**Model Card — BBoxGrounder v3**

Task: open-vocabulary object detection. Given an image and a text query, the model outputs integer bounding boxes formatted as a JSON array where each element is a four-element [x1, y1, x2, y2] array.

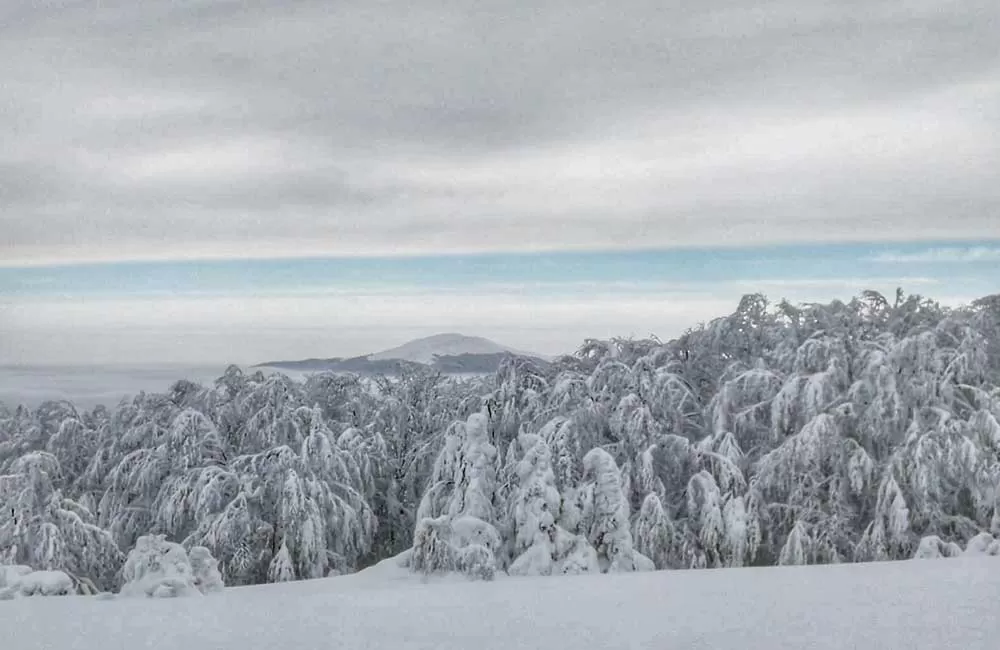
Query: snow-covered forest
[[3, 289, 1000, 594]]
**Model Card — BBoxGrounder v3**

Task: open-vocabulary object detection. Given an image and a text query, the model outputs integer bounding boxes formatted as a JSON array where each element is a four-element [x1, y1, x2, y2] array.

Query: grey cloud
[[2, 0, 999, 263]]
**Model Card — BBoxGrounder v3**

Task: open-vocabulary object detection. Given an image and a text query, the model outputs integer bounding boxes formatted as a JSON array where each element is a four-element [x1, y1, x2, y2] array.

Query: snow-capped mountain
[[368, 333, 542, 364]]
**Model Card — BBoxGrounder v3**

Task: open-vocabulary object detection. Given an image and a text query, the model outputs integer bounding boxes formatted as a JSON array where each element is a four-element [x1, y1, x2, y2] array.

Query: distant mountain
[[368, 333, 540, 364], [253, 355, 424, 375], [255, 333, 548, 375]]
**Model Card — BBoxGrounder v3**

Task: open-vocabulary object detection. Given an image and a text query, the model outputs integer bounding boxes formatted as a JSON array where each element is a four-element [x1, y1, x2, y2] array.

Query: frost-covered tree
[[508, 434, 563, 569], [711, 363, 783, 456], [410, 412, 505, 579], [506, 434, 597, 576], [684, 470, 725, 567], [0, 451, 122, 591], [778, 520, 808, 566], [4, 288, 1000, 588], [853, 470, 910, 563], [579, 448, 652, 572], [632, 493, 678, 569], [487, 356, 550, 447], [268, 542, 296, 582]]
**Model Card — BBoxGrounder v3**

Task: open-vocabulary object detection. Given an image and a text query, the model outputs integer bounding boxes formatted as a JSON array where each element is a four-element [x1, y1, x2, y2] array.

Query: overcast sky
[[1, 0, 999, 368]]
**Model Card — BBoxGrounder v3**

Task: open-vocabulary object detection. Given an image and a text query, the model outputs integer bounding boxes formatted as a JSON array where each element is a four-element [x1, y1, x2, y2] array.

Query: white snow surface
[[369, 333, 542, 364], [4, 556, 998, 649]]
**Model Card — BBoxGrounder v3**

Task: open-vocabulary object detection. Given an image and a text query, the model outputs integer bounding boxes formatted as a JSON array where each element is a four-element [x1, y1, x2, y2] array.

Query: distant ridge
[[255, 333, 549, 375]]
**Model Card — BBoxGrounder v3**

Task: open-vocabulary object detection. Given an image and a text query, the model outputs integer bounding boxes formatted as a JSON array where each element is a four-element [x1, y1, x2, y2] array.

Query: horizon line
[[4, 237, 1000, 270]]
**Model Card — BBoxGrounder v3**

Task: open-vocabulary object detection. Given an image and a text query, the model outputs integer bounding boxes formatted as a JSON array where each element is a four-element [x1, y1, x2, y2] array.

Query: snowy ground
[[3, 557, 997, 649]]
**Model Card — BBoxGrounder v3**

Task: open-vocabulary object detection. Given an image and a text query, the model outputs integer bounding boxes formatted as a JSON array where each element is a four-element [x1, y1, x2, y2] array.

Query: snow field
[[2, 555, 998, 650]]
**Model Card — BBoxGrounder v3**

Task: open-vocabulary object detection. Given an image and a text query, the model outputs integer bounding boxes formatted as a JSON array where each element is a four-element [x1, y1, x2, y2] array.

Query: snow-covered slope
[[6, 557, 997, 650], [369, 333, 542, 364]]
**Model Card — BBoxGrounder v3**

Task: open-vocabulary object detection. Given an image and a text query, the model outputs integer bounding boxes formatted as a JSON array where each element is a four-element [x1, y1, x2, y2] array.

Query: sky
[[1, 0, 999, 366]]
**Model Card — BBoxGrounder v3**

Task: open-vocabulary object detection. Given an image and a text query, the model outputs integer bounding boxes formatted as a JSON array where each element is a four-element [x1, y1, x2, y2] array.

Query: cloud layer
[[870, 246, 1000, 263], [2, 0, 999, 264]]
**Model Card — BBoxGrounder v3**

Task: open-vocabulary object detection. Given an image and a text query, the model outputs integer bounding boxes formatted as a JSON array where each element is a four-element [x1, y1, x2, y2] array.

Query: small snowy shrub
[[963, 532, 1000, 557], [553, 534, 601, 575], [0, 565, 32, 588], [451, 516, 500, 579], [0, 568, 74, 598], [451, 516, 502, 554], [913, 536, 963, 559], [458, 544, 496, 581], [411, 517, 456, 575], [17, 571, 74, 596], [120, 535, 201, 598], [189, 546, 224, 593], [0, 566, 31, 600], [913, 533, 999, 559], [509, 543, 555, 577]]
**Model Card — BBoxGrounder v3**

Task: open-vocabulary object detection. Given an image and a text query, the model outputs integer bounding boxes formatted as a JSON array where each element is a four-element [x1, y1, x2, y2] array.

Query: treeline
[[2, 290, 999, 590]]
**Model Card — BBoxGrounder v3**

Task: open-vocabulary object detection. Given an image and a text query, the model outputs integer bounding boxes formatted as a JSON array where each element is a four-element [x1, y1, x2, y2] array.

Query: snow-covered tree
[[4, 287, 1000, 588], [505, 433, 598, 576], [778, 520, 808, 566], [0, 451, 122, 591], [267, 542, 296, 582], [409, 412, 505, 578], [684, 470, 725, 567], [508, 434, 563, 568], [632, 493, 677, 569], [579, 448, 652, 572]]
